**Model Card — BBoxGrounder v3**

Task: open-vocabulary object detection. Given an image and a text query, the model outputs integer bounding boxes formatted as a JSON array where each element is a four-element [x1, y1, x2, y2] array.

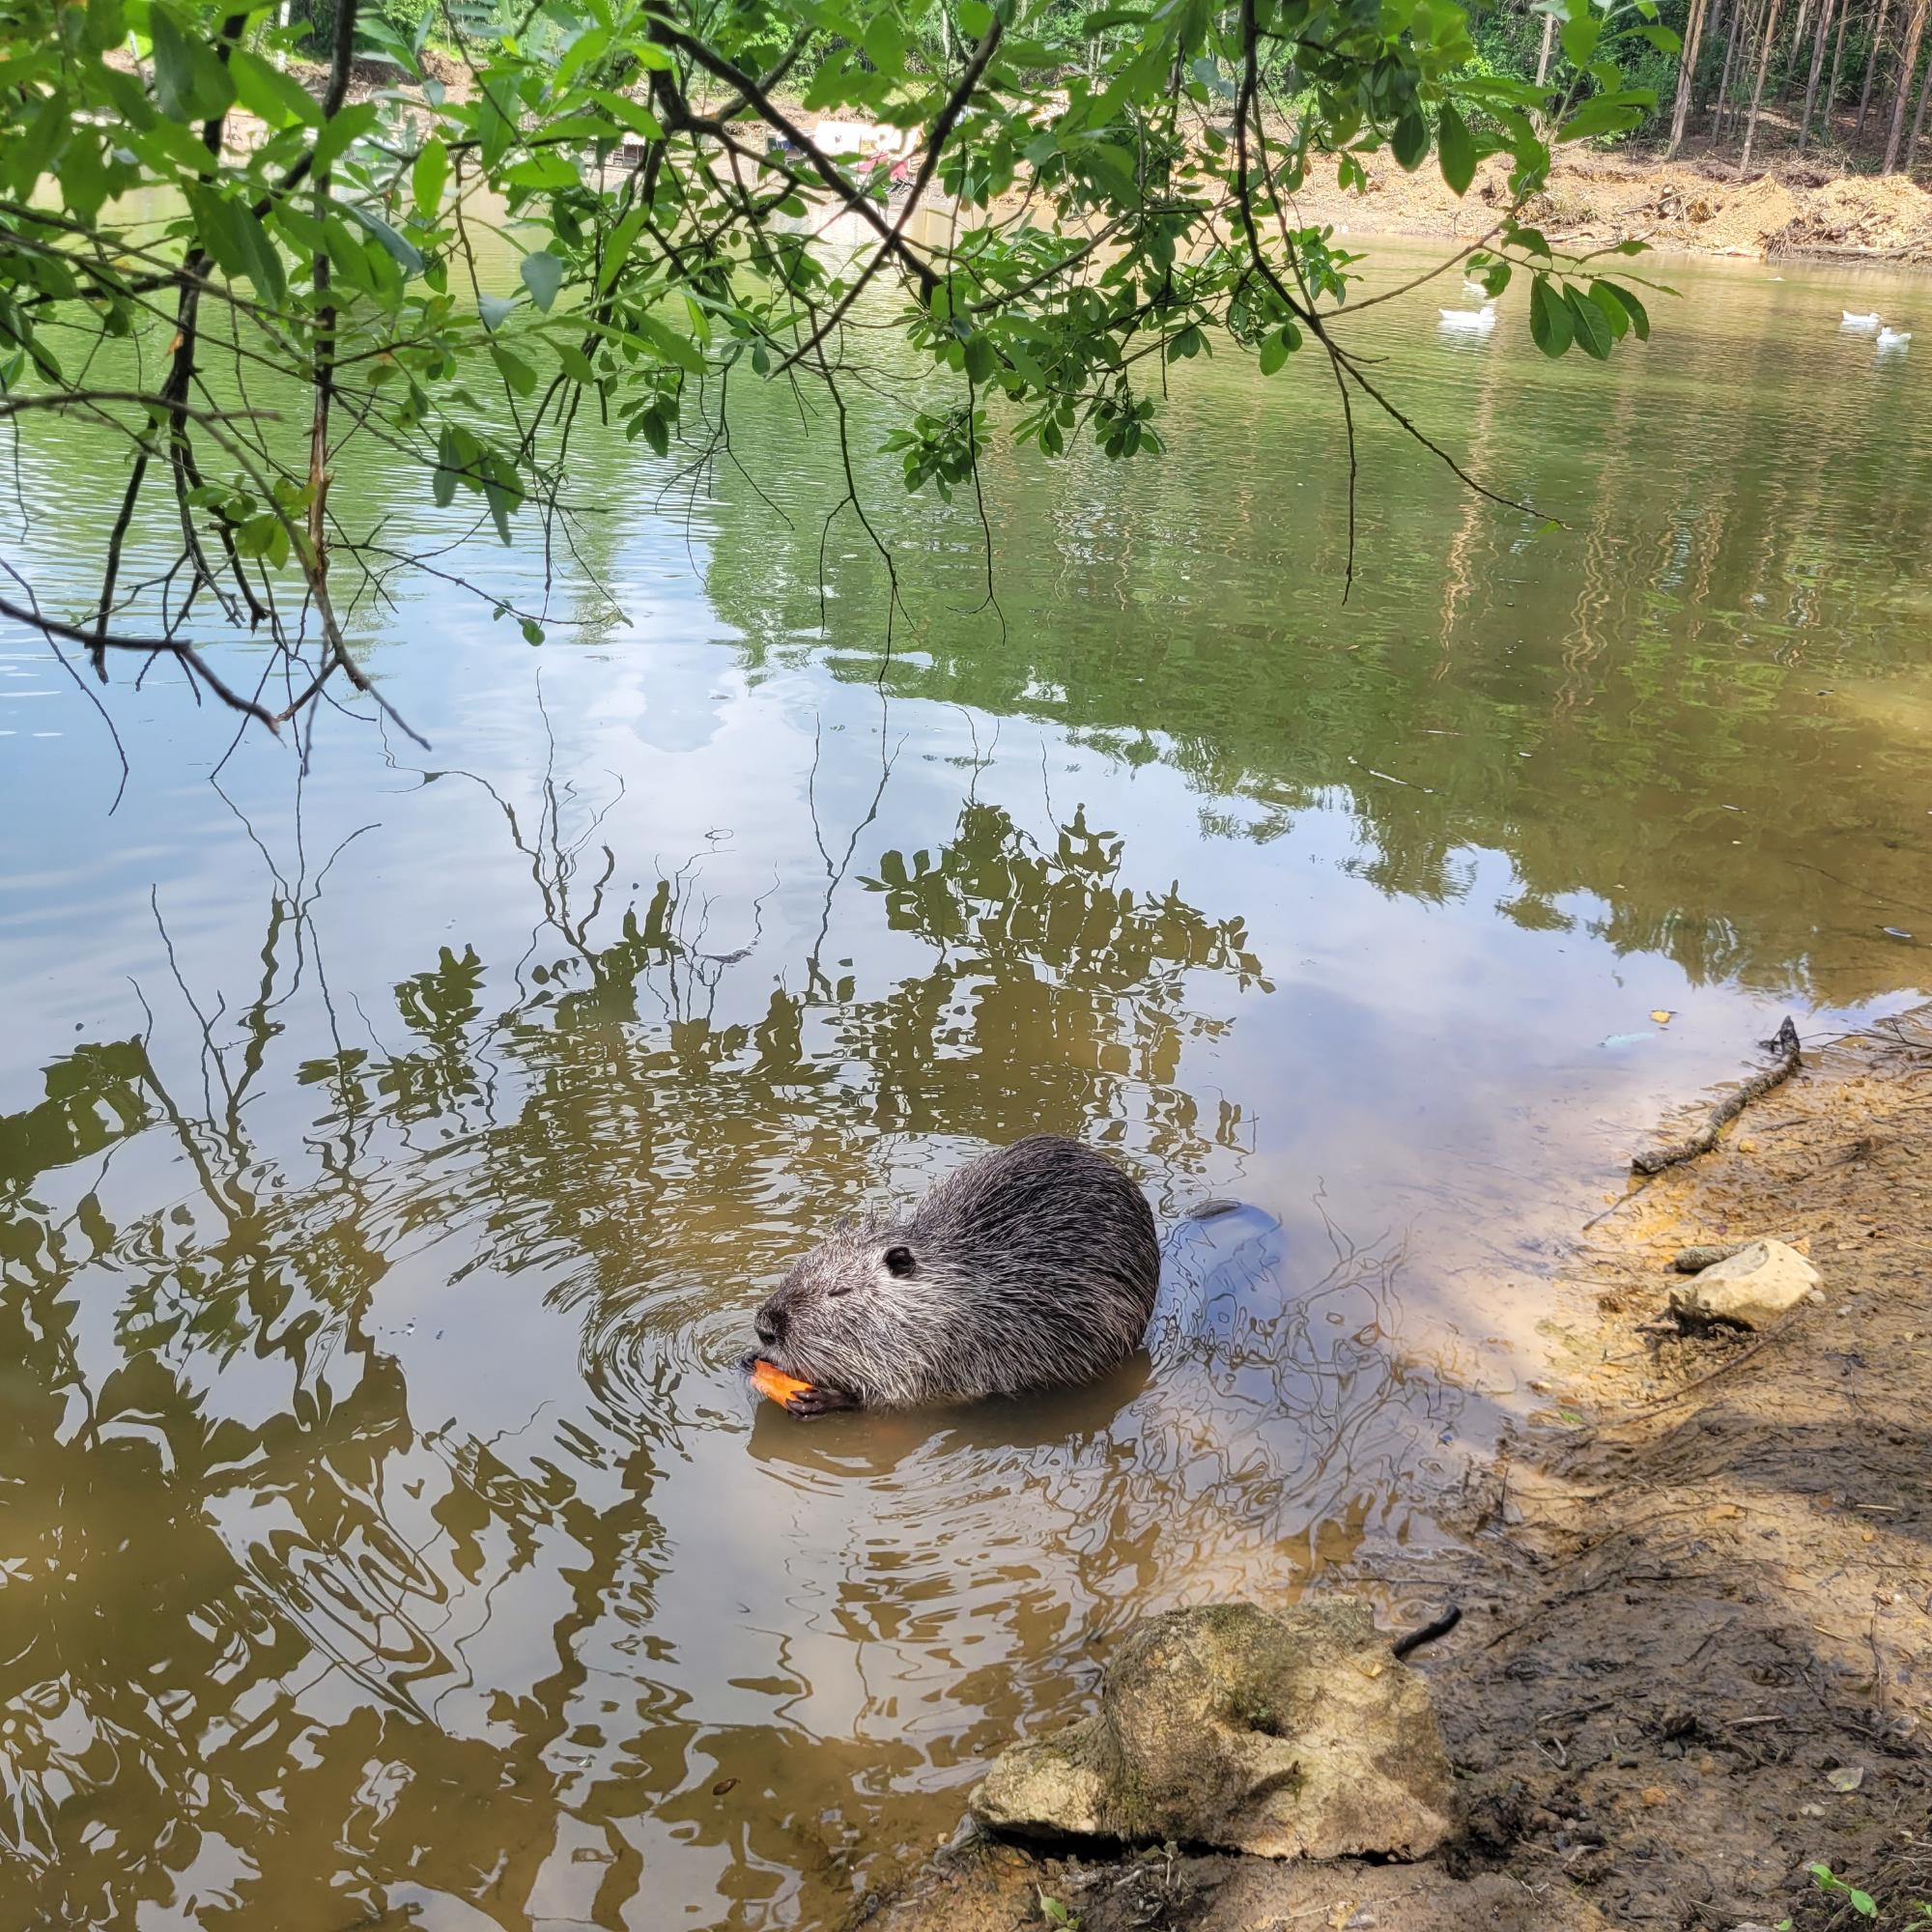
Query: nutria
[[747, 1135, 1160, 1417]]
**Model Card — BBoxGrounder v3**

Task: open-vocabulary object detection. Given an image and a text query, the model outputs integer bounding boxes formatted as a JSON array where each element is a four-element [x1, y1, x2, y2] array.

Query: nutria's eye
[[883, 1245, 916, 1279]]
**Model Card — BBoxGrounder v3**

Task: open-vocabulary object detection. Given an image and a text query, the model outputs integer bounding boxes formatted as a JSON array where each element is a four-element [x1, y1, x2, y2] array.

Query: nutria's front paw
[[783, 1385, 859, 1418]]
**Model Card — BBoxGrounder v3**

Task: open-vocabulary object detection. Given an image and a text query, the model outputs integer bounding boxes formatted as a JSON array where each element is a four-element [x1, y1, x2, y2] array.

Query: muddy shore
[[867, 1012, 1932, 1932], [1273, 137, 1932, 269]]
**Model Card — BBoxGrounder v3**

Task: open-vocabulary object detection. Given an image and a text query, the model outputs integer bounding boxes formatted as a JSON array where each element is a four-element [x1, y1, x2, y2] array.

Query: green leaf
[[345, 202, 424, 274], [1559, 7, 1600, 67], [598, 206, 647, 294], [503, 151, 580, 190], [85, 0, 127, 52], [1391, 107, 1429, 172], [1557, 93, 1649, 143], [521, 618, 545, 645], [228, 47, 322, 129], [9, 88, 71, 201], [589, 89, 664, 143], [1437, 102, 1476, 196], [491, 343, 538, 395], [520, 250, 565, 311], [962, 332, 997, 384], [149, 5, 236, 125], [958, 0, 993, 34], [236, 212, 287, 305], [1605, 280, 1649, 338], [1586, 280, 1630, 340], [412, 135, 449, 217], [633, 313, 704, 375], [312, 101, 380, 175], [1529, 274, 1573, 357], [1565, 284, 1612, 359], [863, 12, 906, 72], [1632, 23, 1682, 51], [554, 22, 612, 87], [433, 426, 461, 506], [555, 341, 597, 384]]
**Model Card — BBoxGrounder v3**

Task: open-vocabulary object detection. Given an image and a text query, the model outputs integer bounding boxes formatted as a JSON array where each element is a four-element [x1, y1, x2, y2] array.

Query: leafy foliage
[[0, 0, 1662, 734]]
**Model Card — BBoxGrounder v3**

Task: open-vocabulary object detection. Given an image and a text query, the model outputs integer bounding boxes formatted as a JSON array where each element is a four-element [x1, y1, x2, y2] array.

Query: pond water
[[4, 234, 1931, 1931]]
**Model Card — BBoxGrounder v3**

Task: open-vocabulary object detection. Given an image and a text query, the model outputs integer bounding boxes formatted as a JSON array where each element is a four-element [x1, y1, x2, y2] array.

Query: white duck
[[1841, 309, 1883, 330], [1877, 326, 1913, 348], [1438, 302, 1498, 332]]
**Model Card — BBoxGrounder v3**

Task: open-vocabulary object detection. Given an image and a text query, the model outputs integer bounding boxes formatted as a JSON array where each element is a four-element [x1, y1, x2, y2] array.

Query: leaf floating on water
[[1650, 1009, 1674, 1025], [1880, 926, 1915, 942], [712, 1776, 739, 1797]]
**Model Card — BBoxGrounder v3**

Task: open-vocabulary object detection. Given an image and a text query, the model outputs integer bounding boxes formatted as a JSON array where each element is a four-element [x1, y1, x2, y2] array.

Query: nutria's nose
[[755, 1305, 786, 1348]]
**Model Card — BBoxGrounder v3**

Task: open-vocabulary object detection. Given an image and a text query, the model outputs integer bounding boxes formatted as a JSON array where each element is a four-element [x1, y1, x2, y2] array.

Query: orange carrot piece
[[747, 1358, 815, 1406]]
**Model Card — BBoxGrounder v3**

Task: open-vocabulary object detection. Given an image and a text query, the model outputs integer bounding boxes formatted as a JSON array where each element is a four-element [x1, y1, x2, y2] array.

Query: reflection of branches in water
[[804, 699, 900, 1000], [0, 731, 1293, 1926]]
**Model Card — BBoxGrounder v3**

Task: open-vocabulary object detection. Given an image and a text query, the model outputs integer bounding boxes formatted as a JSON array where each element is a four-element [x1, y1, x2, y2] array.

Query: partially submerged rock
[[969, 1601, 1455, 1861], [1667, 1236, 1820, 1331]]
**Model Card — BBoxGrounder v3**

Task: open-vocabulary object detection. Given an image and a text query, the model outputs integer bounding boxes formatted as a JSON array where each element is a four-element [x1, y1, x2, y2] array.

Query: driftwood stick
[[1632, 1017, 1802, 1175]]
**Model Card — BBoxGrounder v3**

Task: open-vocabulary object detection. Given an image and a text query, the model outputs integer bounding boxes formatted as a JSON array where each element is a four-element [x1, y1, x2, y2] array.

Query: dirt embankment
[[870, 1014, 1932, 1932], [1282, 138, 1932, 266]]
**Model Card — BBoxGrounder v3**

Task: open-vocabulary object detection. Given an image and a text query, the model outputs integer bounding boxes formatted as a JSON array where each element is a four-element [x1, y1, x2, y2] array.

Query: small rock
[[970, 1601, 1455, 1861], [1667, 1238, 1820, 1331]]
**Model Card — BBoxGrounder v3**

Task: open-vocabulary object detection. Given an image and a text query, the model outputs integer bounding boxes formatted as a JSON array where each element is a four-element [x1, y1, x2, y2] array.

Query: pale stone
[[1668, 1237, 1820, 1330], [970, 1601, 1455, 1860]]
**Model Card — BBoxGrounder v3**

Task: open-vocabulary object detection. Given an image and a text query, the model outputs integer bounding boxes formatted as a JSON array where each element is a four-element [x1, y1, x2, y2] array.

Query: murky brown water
[[3, 237, 1931, 1929]]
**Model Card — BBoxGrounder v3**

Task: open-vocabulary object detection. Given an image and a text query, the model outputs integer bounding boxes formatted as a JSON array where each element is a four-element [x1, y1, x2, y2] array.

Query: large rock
[[969, 1601, 1455, 1861], [1668, 1237, 1819, 1330]]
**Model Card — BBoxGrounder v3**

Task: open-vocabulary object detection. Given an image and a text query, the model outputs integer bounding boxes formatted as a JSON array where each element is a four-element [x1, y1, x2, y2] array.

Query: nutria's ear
[[883, 1244, 917, 1279]]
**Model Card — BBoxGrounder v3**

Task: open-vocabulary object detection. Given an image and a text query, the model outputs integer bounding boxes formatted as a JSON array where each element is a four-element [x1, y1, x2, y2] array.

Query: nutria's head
[[751, 1217, 952, 1409]]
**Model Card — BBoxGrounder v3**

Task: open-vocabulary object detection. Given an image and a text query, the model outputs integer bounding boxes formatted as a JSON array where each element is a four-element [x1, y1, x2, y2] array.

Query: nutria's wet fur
[[751, 1135, 1160, 1413]]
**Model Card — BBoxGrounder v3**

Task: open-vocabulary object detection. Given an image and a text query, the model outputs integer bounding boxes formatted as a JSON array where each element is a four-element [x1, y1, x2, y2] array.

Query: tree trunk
[[1883, 0, 1930, 164], [1780, 0, 1811, 97], [1858, 0, 1894, 137], [1742, 0, 1787, 167], [1716, 0, 1770, 141], [1800, 0, 1837, 144], [1701, 0, 1732, 105], [1536, 9, 1556, 84], [1713, 0, 1745, 138], [1826, 0, 1853, 139], [1912, 18, 1932, 162], [1670, 0, 1715, 152]]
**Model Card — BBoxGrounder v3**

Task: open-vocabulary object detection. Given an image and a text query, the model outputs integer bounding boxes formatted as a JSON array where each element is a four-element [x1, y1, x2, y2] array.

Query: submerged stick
[[1391, 1605, 1463, 1660], [1632, 1017, 1802, 1175]]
